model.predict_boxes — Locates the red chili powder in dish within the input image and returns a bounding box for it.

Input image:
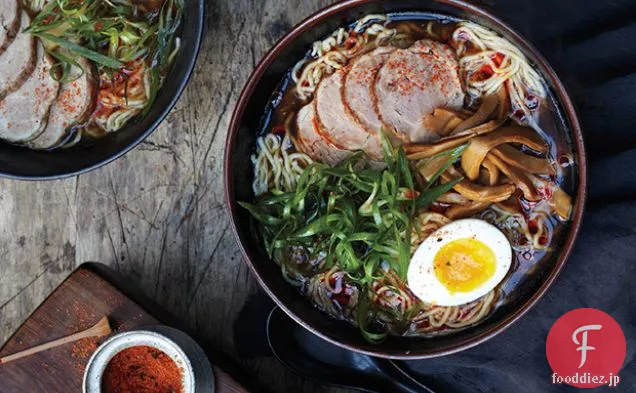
[101,345,183,393]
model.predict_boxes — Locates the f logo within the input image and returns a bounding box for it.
[546,309,625,388]
[572,324,602,368]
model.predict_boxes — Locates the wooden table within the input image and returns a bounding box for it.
[0,0,352,391]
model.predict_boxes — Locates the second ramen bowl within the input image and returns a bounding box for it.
[225,0,586,359]
[0,0,204,180]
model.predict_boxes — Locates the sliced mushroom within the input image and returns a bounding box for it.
[491,144,554,175]
[441,119,502,140]
[441,166,515,203]
[495,85,510,121]
[406,120,501,160]
[423,108,465,137]
[461,127,548,181]
[529,175,573,220]
[451,94,499,135]
[446,159,499,219]
[417,154,450,182]
[447,201,491,219]
[486,154,540,201]
[549,186,573,220]
[481,158,500,185]
[437,192,470,205]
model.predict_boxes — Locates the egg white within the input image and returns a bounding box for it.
[407,218,512,306]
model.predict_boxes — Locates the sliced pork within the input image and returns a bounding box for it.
[296,103,353,166]
[374,39,464,143]
[343,46,395,140]
[0,43,60,143]
[0,12,36,100]
[314,70,384,160]
[0,0,19,56]
[28,58,96,149]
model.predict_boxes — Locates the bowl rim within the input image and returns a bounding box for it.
[224,0,587,359]
[82,330,196,393]
[0,0,205,181]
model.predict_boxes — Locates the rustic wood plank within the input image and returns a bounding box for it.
[0,0,353,392]
[0,266,249,393]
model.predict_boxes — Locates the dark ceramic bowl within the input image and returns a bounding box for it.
[225,0,586,359]
[0,1,204,180]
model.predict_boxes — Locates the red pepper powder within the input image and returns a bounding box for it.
[101,346,183,393]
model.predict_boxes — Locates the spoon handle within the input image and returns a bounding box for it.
[0,317,109,364]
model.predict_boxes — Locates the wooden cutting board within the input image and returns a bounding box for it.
[0,263,252,393]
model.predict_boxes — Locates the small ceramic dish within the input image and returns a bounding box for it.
[83,327,214,393]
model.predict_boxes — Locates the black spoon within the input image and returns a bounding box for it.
[266,307,436,393]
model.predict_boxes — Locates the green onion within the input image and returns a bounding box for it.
[241,129,472,343]
[48,49,84,82]
[36,32,123,69]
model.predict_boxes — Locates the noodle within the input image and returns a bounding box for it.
[452,22,546,122]
[251,131,313,196]
[411,212,451,250]
[407,290,496,335]
[94,61,152,133]
[291,14,400,100]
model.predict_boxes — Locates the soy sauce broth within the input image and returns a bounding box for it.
[254,12,578,336]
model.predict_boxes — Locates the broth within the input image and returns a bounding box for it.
[245,13,576,341]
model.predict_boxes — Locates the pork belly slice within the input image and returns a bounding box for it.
[295,103,355,166]
[315,70,384,161]
[0,12,36,100]
[28,58,96,150]
[0,43,60,143]
[374,39,465,143]
[0,0,20,56]
[343,46,395,140]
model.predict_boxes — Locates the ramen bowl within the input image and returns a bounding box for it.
[0,0,204,180]
[225,0,586,359]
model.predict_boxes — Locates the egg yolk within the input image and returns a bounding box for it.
[433,238,496,293]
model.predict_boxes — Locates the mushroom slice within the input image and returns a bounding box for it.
[446,201,491,219]
[441,166,515,203]
[486,154,540,201]
[461,126,548,181]
[406,120,501,160]
[436,192,470,205]
[491,144,554,175]
[530,175,573,220]
[549,186,573,220]
[446,159,499,219]
[450,94,499,135]
[422,108,465,137]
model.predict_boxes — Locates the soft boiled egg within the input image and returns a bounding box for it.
[407,219,512,306]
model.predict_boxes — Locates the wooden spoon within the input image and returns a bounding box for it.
[0,317,111,365]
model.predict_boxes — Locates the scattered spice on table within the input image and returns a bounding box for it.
[71,338,99,360]
[68,301,97,331]
[101,345,183,393]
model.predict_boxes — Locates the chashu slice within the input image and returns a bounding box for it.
[0,0,20,56]
[0,11,36,101]
[296,103,353,167]
[314,70,384,160]
[0,42,60,143]
[28,58,96,150]
[343,46,395,140]
[374,39,465,143]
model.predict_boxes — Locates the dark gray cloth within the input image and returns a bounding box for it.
[235,1,636,391]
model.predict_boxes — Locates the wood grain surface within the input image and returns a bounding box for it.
[0,265,248,393]
[0,0,354,392]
